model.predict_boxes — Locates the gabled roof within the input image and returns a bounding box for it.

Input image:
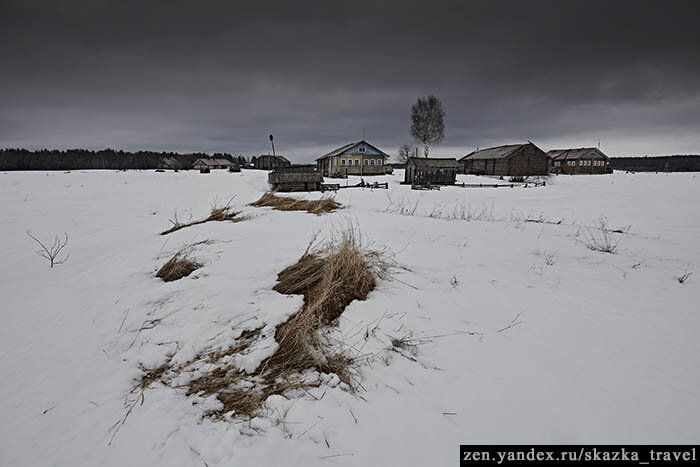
[547,148,609,161]
[316,140,390,161]
[407,157,459,168]
[193,158,234,166]
[257,154,290,163]
[460,143,532,161]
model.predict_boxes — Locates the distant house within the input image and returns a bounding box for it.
[268,164,323,192]
[191,158,235,170]
[460,142,549,176]
[254,155,291,170]
[316,140,389,177]
[547,148,610,174]
[403,157,460,185]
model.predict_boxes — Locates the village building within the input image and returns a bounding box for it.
[268,164,323,192]
[191,158,235,170]
[254,155,291,170]
[460,142,549,176]
[403,157,460,185]
[547,148,610,174]
[316,140,389,177]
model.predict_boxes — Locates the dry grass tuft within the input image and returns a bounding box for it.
[161,198,247,235]
[143,226,387,420]
[250,192,341,215]
[156,250,201,282]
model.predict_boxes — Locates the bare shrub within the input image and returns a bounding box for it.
[27,231,69,268]
[250,192,341,215]
[161,198,247,235]
[156,249,201,282]
[578,217,623,254]
[382,194,420,216]
[450,201,496,221]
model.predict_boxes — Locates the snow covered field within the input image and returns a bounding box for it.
[1,169,699,466]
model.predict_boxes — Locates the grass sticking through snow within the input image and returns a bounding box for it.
[141,226,387,419]
[250,192,341,215]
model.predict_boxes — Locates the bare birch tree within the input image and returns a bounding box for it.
[410,95,445,157]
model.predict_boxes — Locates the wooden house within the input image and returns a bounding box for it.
[254,155,291,170]
[547,148,610,174]
[191,158,235,170]
[268,164,323,192]
[403,157,460,185]
[460,142,549,176]
[316,140,389,177]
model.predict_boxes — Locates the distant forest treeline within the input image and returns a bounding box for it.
[0,148,248,171]
[610,155,700,172]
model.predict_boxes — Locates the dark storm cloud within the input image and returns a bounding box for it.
[1,0,699,158]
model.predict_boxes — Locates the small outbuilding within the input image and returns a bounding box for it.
[460,142,549,176]
[547,148,610,174]
[192,158,235,170]
[254,155,291,170]
[403,157,460,185]
[268,164,323,192]
[316,140,389,177]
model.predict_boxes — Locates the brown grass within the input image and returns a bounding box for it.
[160,202,247,235]
[156,250,201,282]
[250,192,341,215]
[142,227,387,419]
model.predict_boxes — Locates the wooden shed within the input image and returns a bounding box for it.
[316,140,389,177]
[460,142,549,176]
[254,155,291,170]
[547,148,610,174]
[268,164,323,192]
[403,157,460,185]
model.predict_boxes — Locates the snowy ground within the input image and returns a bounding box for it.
[1,169,699,466]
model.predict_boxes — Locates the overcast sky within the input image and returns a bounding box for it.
[2,0,699,161]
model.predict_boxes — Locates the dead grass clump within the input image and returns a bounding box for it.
[260,229,384,381]
[161,198,247,235]
[156,250,201,282]
[161,227,387,420]
[250,192,341,215]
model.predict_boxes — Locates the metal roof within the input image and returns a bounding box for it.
[547,148,609,161]
[460,143,530,161]
[316,140,390,160]
[407,157,459,168]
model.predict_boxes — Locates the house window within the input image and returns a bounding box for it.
[554,161,560,167]
[568,160,575,166]
[364,159,369,165]
[354,159,359,166]
[370,159,375,165]
[359,147,366,153]
[341,159,345,166]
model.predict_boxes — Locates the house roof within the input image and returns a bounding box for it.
[547,148,609,161]
[193,158,234,166]
[257,155,290,163]
[316,140,390,161]
[459,143,531,161]
[407,157,460,168]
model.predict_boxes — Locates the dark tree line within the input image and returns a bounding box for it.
[610,155,700,172]
[0,148,248,171]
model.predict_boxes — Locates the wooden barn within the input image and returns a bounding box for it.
[191,158,235,170]
[316,140,389,177]
[254,155,291,170]
[268,164,323,192]
[547,148,610,174]
[460,142,549,176]
[403,157,460,185]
